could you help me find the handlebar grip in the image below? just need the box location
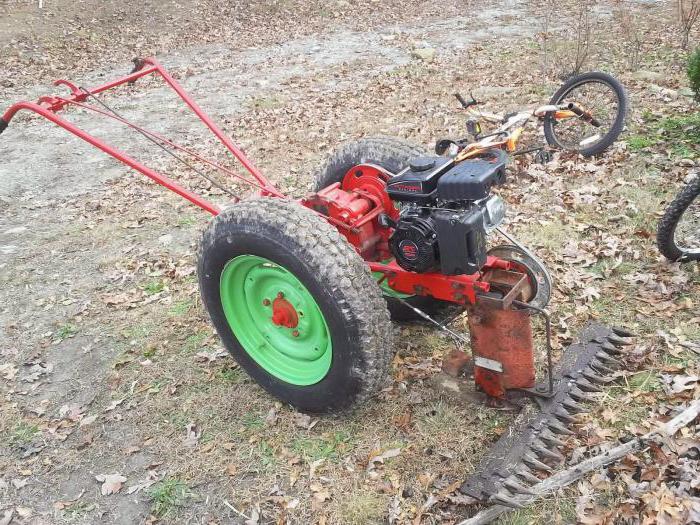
[129,58,146,75]
[0,118,7,135]
[567,103,601,127]
[455,93,470,108]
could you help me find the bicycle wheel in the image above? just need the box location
[543,72,628,157]
[657,177,700,262]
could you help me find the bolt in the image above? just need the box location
[262,298,271,306]
[292,330,299,337]
[277,292,284,299]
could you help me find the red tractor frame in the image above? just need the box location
[1,58,544,409]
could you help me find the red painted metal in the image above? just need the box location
[271,296,299,328]
[369,256,511,305]
[467,305,536,398]
[0,57,282,216]
[2,99,222,215]
[1,59,522,315]
[302,164,398,260]
[53,97,269,194]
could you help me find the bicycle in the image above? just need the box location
[657,175,700,262]
[436,71,628,161]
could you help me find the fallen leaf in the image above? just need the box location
[95,473,127,495]
[126,470,159,495]
[11,478,29,490]
[265,406,279,426]
[104,398,125,412]
[183,422,201,447]
[80,414,98,427]
[0,363,18,381]
[367,448,402,471]
[0,510,13,525]
[293,412,318,430]
[309,458,325,478]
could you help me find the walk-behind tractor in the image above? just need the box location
[1,58,634,509]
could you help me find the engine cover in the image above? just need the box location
[389,213,439,273]
[386,156,453,203]
[436,150,507,202]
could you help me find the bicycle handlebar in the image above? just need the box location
[567,103,601,127]
[455,92,479,109]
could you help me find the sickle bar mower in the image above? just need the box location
[1,59,635,510]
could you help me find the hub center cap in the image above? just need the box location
[271,296,299,328]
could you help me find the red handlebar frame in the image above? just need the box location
[0,57,284,215]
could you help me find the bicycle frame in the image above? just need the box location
[453,102,595,162]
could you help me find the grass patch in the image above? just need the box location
[659,113,700,147]
[518,221,577,254]
[148,477,190,518]
[419,400,474,436]
[55,323,78,341]
[291,430,353,461]
[168,299,193,317]
[143,280,165,295]
[498,493,576,524]
[122,321,157,341]
[626,370,661,392]
[626,135,655,150]
[177,215,197,227]
[254,439,278,469]
[181,331,208,354]
[62,501,96,519]
[216,365,245,383]
[629,113,700,157]
[248,95,284,110]
[8,421,39,446]
[334,489,386,525]
[241,412,265,431]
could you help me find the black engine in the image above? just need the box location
[386,150,507,276]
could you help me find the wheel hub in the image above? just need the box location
[271,295,299,328]
[219,255,332,385]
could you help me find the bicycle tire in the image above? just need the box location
[657,177,700,262]
[544,71,628,157]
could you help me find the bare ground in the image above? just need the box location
[1,1,699,524]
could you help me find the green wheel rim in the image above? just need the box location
[220,255,332,385]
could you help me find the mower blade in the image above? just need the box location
[612,327,636,338]
[490,490,526,509]
[514,467,541,485]
[503,477,537,496]
[459,323,634,503]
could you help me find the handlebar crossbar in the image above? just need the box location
[0,57,284,214]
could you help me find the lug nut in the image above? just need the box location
[292,330,299,337]
[262,298,271,306]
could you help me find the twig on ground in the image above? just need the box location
[223,500,252,521]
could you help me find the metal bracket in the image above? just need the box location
[474,356,503,373]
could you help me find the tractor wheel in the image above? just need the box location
[314,136,456,322]
[198,198,393,413]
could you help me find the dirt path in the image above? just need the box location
[0,0,532,199]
